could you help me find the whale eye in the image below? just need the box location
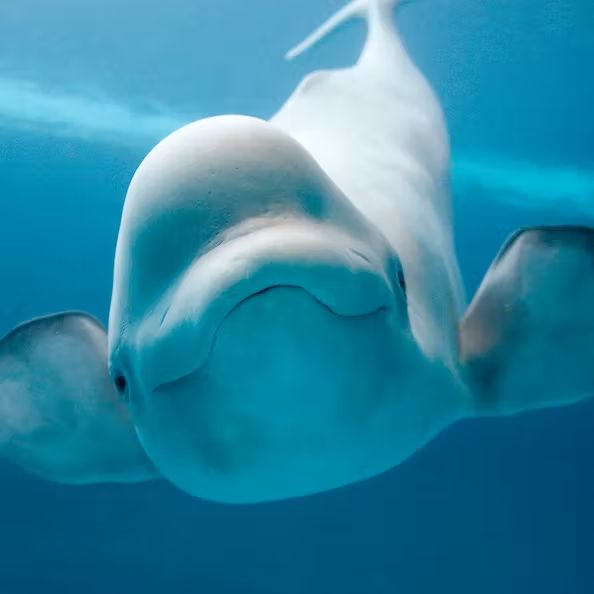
[397,268,407,296]
[113,373,128,401]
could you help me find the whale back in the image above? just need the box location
[273,0,464,365]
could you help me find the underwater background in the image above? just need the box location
[0,0,593,592]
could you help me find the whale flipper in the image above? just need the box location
[460,226,594,415]
[0,313,156,484]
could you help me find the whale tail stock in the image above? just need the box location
[285,0,404,61]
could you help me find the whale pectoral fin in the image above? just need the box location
[0,312,157,484]
[460,226,594,416]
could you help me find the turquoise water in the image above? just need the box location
[1,0,593,592]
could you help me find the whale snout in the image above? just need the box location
[138,221,400,394]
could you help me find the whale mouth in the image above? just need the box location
[140,221,398,392]
[154,283,392,398]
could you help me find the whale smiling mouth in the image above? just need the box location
[141,222,399,392]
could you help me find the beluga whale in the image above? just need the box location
[1,0,593,502]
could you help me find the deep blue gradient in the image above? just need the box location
[1,1,593,592]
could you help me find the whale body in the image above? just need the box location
[106,0,469,502]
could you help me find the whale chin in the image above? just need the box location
[134,283,416,503]
[123,223,416,503]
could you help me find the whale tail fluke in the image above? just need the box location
[285,0,402,61]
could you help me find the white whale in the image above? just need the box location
[1,0,593,501]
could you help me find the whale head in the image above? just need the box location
[108,115,438,502]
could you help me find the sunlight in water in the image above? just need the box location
[1,75,592,212]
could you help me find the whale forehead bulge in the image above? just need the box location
[110,116,398,334]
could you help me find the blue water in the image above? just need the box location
[1,0,593,592]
